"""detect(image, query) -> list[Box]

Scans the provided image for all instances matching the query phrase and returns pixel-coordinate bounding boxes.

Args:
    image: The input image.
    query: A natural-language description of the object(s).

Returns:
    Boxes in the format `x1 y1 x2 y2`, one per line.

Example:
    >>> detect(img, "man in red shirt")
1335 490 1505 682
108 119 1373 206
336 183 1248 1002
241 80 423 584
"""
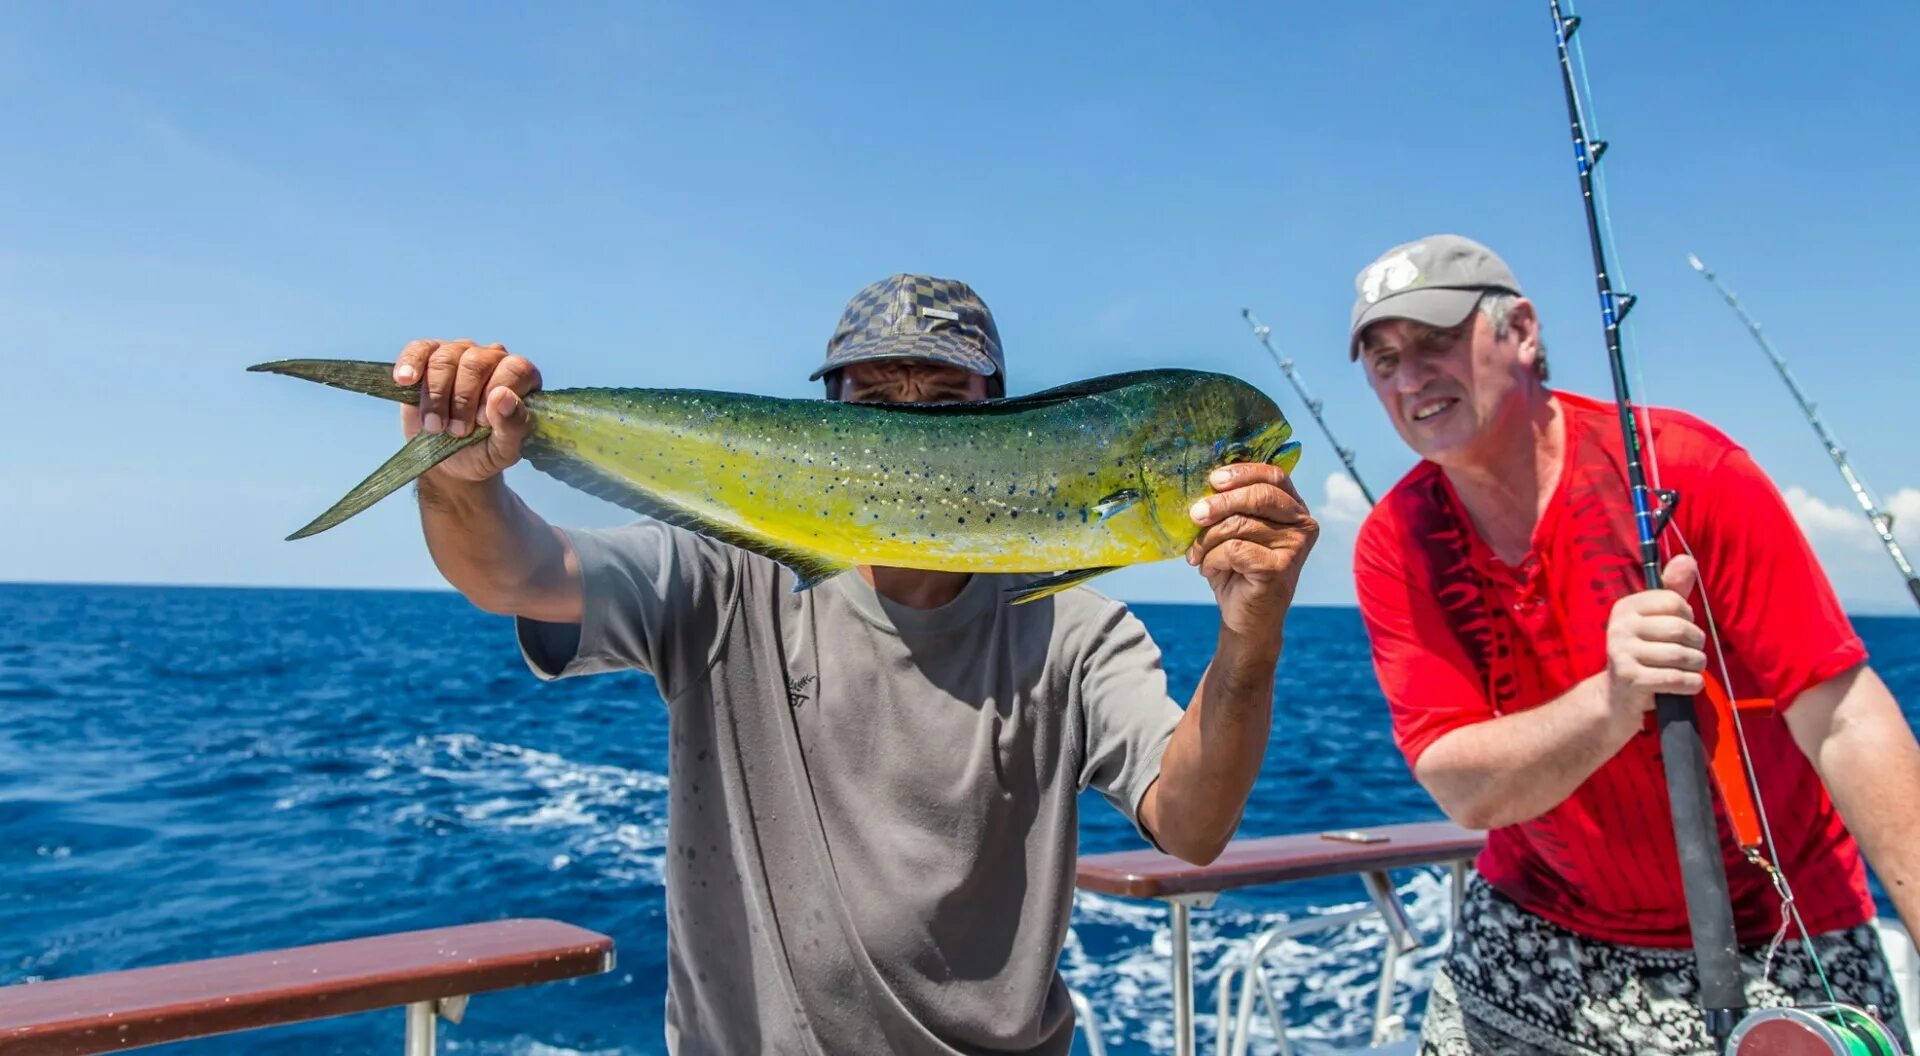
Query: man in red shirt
1346 234 1920 1054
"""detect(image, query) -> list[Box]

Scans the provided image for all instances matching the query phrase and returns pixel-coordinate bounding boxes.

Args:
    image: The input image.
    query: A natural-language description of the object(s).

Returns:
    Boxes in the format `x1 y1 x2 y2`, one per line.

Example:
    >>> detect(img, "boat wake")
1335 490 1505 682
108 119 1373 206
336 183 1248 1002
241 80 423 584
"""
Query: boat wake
365 733 672 883
1064 869 1457 1054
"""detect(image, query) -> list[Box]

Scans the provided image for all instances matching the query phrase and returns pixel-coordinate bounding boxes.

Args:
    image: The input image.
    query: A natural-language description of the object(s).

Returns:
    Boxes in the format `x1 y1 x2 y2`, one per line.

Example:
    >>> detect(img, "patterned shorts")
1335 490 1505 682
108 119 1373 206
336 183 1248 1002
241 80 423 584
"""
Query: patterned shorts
1419 876 1910 1056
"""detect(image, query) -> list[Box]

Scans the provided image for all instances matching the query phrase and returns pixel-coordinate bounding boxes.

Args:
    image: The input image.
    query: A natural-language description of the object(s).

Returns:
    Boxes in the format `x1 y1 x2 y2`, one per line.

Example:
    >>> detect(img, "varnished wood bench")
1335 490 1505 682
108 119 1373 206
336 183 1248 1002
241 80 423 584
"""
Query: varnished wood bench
0 918 615 1055
1075 820 1484 1056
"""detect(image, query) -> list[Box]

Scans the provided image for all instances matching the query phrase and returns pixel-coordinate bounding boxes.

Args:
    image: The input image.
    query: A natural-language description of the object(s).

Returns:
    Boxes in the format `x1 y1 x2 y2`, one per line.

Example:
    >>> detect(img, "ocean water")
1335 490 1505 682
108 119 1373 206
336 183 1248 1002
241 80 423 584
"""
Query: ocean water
2 583 1915 1055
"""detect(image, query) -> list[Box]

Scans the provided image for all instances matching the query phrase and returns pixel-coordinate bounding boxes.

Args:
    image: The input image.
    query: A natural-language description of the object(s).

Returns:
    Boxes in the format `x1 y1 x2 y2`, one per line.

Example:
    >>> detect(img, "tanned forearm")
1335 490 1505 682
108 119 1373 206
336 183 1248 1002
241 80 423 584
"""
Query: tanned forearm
1143 631 1280 864
417 475 581 623
1789 665 1920 931
1414 672 1638 830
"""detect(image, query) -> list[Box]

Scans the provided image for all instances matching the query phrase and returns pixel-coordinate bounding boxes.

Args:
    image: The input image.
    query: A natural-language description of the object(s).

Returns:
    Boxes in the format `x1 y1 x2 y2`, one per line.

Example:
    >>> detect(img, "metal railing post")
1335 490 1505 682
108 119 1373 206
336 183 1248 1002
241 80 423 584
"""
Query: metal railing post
404 1000 435 1055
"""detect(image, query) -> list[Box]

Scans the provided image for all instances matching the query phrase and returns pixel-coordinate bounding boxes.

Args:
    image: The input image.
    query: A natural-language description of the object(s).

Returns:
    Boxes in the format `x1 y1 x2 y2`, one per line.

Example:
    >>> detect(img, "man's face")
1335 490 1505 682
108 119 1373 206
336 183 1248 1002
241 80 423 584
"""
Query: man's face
1356 297 1540 468
837 360 990 405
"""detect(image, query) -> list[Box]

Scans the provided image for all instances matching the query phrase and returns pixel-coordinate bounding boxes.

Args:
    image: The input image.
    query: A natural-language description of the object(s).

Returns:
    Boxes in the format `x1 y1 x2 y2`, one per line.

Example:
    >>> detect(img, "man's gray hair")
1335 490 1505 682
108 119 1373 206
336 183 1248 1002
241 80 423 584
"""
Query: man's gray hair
1479 291 1549 382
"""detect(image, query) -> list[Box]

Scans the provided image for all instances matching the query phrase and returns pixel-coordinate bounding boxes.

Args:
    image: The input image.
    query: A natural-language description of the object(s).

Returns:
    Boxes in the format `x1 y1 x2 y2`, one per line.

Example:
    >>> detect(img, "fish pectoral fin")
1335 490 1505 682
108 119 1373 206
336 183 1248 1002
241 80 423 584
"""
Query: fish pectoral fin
1005 566 1121 605
1090 489 1142 524
781 552 854 593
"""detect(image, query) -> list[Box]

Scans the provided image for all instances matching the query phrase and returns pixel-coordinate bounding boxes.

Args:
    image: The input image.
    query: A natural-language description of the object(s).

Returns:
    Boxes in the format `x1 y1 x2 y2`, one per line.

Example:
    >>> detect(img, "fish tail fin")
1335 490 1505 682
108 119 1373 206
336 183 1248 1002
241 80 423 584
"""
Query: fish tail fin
251 357 481 539
248 359 421 405
287 428 488 540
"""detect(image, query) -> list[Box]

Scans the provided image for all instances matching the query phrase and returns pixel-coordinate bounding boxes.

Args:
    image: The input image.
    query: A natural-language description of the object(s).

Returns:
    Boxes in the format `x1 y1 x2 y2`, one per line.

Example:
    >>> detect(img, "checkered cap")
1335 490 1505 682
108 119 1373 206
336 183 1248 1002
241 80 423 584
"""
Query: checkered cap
809 274 1005 387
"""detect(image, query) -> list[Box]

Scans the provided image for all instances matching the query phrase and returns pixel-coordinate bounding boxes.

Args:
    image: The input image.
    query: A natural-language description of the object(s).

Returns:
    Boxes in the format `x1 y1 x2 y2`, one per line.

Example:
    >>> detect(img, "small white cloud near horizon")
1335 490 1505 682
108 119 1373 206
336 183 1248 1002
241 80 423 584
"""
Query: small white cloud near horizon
1783 486 1920 554
1781 484 1920 612
1320 472 1373 525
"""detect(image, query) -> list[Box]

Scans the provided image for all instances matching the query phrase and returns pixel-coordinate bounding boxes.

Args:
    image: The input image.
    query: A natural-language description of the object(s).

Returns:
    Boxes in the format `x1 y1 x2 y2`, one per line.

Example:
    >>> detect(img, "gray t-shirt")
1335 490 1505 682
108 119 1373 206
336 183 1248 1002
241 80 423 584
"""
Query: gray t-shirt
516 519 1184 1055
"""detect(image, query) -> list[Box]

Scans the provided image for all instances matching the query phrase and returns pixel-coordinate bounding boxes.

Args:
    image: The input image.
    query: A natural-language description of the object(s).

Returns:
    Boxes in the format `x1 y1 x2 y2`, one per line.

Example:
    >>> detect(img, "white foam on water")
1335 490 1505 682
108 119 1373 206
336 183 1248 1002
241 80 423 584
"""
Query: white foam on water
371 733 672 883
442 1038 627 1056
1063 869 1457 1055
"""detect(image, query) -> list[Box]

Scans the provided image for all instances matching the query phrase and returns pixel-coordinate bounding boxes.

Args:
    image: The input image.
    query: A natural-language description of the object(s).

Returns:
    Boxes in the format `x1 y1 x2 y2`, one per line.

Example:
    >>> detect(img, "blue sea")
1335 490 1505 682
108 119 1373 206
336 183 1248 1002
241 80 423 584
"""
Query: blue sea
3 584 1916 1055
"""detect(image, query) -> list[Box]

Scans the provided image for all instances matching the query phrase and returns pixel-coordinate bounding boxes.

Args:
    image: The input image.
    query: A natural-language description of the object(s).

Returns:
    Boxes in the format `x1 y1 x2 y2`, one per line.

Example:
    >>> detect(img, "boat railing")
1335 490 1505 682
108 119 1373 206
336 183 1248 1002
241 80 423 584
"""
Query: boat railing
0 917 615 1055
1212 877 1416 1056
1074 819 1485 1056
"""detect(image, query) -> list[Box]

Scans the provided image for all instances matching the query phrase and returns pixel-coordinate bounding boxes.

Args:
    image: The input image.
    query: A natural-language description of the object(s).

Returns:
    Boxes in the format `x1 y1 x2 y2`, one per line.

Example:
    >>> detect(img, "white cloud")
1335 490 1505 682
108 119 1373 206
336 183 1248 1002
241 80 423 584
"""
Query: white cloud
1780 484 1920 613
1783 485 1920 554
1320 472 1373 525
1894 489 1920 546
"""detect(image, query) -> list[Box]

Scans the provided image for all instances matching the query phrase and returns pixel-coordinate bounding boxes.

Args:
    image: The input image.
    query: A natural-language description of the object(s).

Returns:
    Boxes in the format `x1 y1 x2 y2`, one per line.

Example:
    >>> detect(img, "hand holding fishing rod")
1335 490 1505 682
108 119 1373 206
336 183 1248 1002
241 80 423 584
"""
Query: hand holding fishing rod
1604 554 1708 718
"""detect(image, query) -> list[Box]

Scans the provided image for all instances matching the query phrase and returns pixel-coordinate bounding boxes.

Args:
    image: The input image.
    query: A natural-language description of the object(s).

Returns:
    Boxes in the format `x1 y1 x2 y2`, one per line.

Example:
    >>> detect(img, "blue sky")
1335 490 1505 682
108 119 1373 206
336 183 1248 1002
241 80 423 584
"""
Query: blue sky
4 2 1916 613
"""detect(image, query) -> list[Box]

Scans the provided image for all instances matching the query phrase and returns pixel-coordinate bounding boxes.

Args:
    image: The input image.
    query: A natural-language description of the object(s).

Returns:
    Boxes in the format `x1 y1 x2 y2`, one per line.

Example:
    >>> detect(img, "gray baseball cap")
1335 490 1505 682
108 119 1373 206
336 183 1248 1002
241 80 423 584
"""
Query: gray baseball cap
809 273 1005 393
1349 235 1523 359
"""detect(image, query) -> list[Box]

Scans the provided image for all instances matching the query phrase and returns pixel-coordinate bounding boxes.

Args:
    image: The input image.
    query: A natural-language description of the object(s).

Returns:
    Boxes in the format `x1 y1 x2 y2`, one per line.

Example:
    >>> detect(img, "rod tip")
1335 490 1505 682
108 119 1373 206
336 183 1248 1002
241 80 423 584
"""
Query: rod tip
1686 254 1705 271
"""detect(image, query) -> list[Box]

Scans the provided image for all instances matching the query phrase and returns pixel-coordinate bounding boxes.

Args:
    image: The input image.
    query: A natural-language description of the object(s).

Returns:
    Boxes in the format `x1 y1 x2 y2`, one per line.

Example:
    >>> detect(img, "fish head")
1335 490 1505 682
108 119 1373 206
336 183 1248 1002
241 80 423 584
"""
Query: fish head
1134 374 1306 555
1225 414 1302 476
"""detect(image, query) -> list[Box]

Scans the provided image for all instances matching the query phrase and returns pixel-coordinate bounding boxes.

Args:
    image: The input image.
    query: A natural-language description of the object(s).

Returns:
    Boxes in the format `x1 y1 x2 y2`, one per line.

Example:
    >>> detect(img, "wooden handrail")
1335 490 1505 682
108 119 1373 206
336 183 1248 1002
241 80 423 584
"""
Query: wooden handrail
1075 819 1484 899
0 918 615 1055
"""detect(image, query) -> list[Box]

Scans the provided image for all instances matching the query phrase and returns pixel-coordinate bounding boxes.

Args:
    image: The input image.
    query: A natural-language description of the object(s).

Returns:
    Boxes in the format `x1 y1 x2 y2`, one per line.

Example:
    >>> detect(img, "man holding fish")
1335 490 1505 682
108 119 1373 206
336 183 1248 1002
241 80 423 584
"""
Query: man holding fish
1344 235 1920 1054
386 275 1319 1054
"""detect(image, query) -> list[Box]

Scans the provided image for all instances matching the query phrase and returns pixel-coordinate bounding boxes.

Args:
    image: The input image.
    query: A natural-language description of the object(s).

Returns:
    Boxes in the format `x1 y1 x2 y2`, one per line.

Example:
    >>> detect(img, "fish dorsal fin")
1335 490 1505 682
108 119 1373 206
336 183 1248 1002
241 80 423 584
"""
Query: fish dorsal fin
522 436 852 591
849 369 1211 417
1004 566 1120 605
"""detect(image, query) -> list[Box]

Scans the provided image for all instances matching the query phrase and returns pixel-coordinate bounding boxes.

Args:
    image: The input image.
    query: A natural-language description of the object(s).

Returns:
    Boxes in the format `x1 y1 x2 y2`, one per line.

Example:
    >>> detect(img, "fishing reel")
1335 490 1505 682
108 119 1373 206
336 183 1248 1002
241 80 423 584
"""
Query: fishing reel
1726 1003 1904 1055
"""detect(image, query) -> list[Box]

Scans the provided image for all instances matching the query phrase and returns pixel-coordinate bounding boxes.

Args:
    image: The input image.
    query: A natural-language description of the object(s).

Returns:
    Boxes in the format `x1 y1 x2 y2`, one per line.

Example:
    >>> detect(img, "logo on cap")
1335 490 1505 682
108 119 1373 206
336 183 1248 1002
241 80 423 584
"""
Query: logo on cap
1360 246 1424 305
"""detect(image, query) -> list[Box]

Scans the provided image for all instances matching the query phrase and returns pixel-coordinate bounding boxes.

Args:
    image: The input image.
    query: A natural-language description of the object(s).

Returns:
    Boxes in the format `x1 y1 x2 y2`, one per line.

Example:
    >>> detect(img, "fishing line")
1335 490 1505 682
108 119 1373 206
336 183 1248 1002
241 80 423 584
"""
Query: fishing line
1686 255 1920 611
1240 308 1377 506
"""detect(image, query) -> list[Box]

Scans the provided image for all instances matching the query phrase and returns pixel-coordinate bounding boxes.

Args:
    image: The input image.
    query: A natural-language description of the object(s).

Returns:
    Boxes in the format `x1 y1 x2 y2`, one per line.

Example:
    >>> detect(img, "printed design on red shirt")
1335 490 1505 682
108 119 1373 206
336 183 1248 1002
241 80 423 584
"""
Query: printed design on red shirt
1399 471 1524 714
1559 443 1643 647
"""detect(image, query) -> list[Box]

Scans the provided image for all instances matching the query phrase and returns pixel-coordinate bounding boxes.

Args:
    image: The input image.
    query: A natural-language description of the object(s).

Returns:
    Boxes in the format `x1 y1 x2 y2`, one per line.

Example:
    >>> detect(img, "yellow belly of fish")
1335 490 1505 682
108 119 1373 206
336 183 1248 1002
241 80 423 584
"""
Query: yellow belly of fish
543 411 1183 573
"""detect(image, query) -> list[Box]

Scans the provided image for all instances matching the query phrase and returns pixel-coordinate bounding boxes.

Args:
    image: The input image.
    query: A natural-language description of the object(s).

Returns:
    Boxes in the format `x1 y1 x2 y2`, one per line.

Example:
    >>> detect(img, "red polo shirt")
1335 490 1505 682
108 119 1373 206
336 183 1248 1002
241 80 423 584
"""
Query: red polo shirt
1355 390 1874 947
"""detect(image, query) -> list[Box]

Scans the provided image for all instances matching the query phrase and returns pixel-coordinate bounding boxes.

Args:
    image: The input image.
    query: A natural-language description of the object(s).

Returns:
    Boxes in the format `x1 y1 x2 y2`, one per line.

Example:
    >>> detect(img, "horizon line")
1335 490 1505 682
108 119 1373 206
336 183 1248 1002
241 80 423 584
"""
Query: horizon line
5 578 1917 619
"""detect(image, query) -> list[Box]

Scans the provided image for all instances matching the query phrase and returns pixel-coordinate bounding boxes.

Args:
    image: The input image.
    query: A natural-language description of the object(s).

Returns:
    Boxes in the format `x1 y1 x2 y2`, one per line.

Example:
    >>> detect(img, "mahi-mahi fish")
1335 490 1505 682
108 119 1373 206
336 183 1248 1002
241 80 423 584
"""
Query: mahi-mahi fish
250 360 1302 603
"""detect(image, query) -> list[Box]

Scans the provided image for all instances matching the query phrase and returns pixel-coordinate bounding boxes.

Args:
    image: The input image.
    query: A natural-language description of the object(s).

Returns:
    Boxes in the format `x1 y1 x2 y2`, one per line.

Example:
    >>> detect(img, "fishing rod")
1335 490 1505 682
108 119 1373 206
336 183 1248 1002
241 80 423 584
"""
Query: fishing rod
1549 6 1904 1054
1239 308 1376 505
1546 1 1745 1046
1688 254 1920 611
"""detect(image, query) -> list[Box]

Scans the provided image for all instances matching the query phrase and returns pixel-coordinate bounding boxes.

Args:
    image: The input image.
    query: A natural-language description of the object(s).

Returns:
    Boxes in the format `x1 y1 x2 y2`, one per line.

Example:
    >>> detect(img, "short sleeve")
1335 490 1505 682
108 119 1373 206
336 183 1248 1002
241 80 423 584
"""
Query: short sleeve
515 519 740 701
1673 444 1867 711
1074 602 1184 845
1354 518 1498 770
